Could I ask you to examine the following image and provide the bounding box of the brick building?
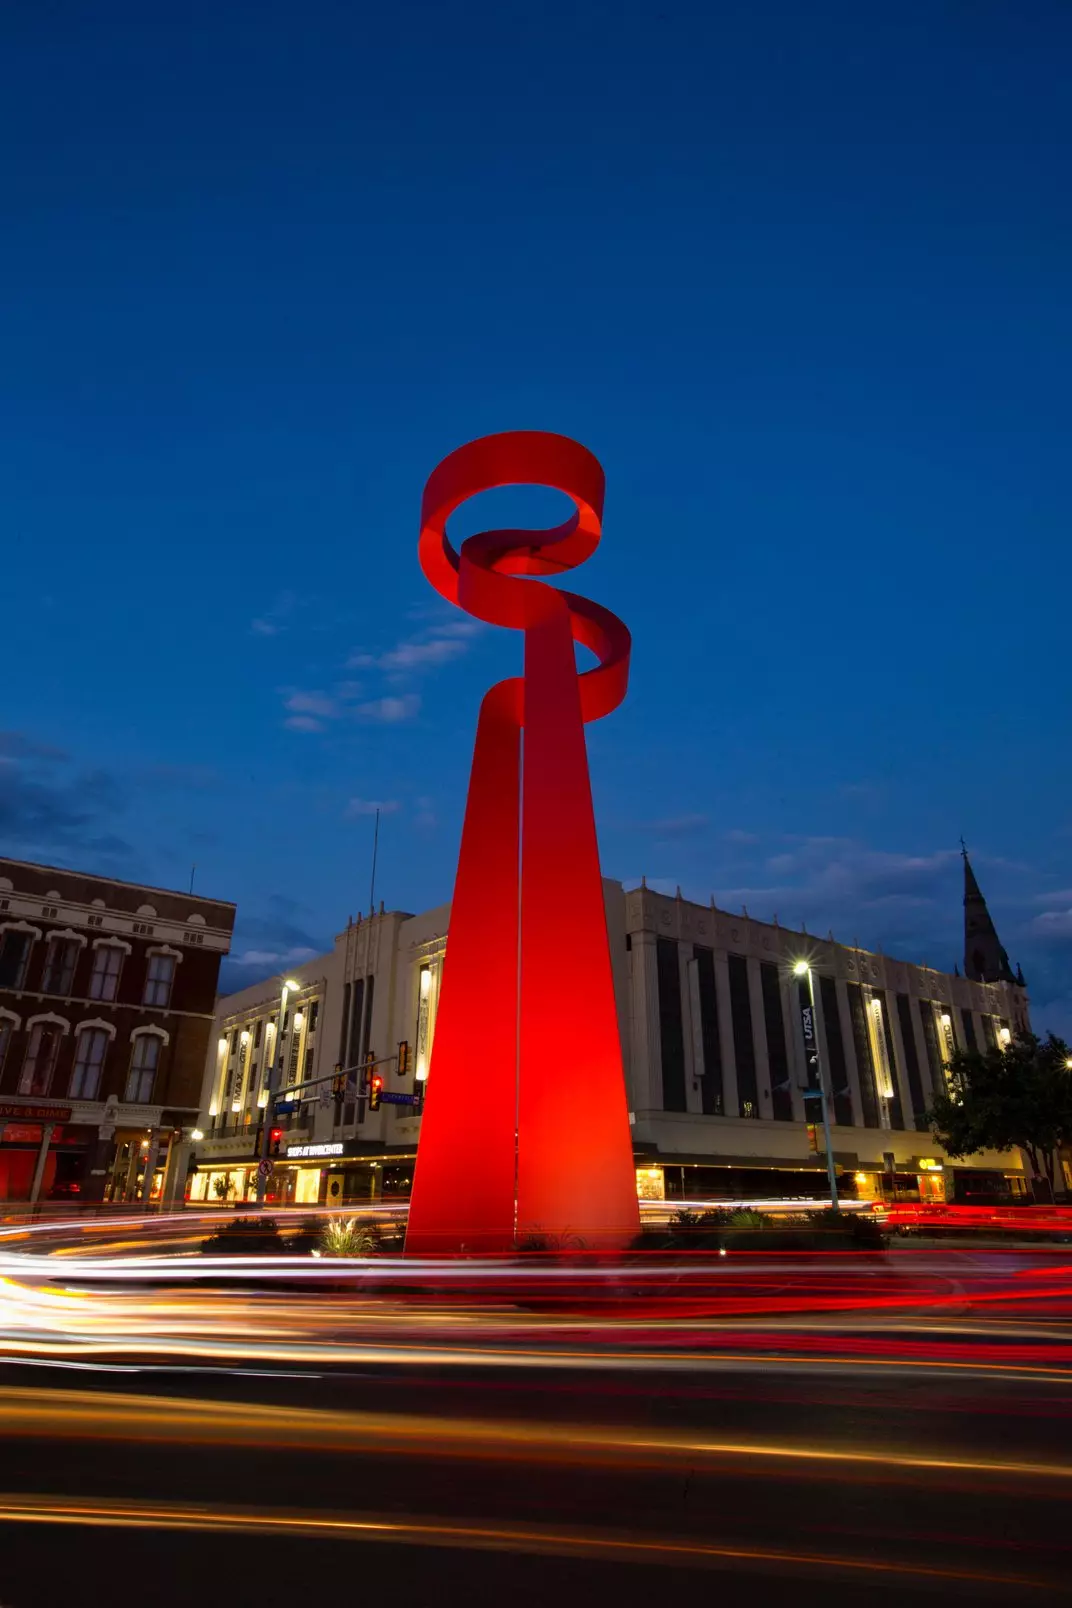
[0,857,235,1204]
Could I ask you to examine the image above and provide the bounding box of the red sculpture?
[404,432,641,1254]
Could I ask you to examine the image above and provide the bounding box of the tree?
[927,1032,1072,1193]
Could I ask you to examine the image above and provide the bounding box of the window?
[89,944,124,1002]
[125,1034,161,1103]
[693,946,723,1115]
[656,938,686,1113]
[71,1028,109,1099]
[143,953,176,1007]
[0,1018,12,1074]
[19,1023,64,1096]
[0,930,32,989]
[308,1000,319,1032]
[727,954,758,1118]
[254,1019,263,1048]
[760,962,792,1121]
[42,938,79,996]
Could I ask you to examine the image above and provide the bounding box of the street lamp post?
[253,977,301,1208]
[793,960,840,1213]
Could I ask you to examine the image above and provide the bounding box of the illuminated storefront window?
[636,1166,665,1201]
[295,1169,322,1205]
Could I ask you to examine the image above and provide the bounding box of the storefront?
[0,1101,102,1203]
[188,1142,417,1208]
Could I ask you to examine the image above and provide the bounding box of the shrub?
[819,1207,886,1249]
[200,1216,283,1256]
[319,1217,380,1257]
[518,1229,588,1253]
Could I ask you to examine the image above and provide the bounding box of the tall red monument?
[404,432,640,1254]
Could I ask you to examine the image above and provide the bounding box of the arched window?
[19,1015,69,1097]
[41,930,86,996]
[0,924,40,990]
[89,940,129,1002]
[0,1008,18,1076]
[126,1028,167,1103]
[70,1024,112,1099]
[143,948,181,1008]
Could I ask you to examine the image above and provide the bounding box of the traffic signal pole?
[275,1046,406,1108]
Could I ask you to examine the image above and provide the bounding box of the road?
[0,1210,1070,1604]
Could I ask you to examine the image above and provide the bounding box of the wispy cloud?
[414,794,438,830]
[280,683,367,734]
[344,797,401,819]
[0,731,68,762]
[228,945,319,970]
[0,734,132,869]
[347,618,482,678]
[646,813,710,839]
[250,590,299,638]
[357,694,420,723]
[284,691,340,719]
[1032,907,1072,939]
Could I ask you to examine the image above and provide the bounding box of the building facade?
[192,856,1032,1210]
[0,857,235,1204]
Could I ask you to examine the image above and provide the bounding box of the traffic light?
[397,1040,411,1077]
[331,1063,346,1105]
[806,1123,819,1154]
[369,1074,383,1112]
[270,1127,283,1157]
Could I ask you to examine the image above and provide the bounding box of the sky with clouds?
[2,2,1070,1029]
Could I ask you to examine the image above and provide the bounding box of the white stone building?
[191,856,1031,1209]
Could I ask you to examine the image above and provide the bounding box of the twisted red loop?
[418,430,630,723]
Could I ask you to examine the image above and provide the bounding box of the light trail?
[0,1493,1056,1590]
[0,1215,1069,1386]
[0,1383,1070,1482]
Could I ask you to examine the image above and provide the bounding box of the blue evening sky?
[2,2,1070,1026]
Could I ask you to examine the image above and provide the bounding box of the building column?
[884,991,916,1130]
[681,945,704,1115]
[83,1137,115,1204]
[746,957,773,1120]
[713,954,739,1117]
[629,932,662,1113]
[910,998,935,1106]
[139,1131,161,1203]
[163,1140,192,1205]
[835,979,864,1127]
[29,1124,55,1205]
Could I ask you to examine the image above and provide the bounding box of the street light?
[792,959,840,1213]
[253,975,303,1206]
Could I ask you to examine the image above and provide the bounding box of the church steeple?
[962,843,1018,985]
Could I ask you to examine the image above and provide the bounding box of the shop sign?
[285,1142,344,1160]
[917,1157,943,1171]
[0,1103,72,1123]
[3,1124,43,1144]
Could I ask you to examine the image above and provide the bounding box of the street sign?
[257,1158,274,1179]
[378,1091,421,1107]
[799,999,822,1091]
